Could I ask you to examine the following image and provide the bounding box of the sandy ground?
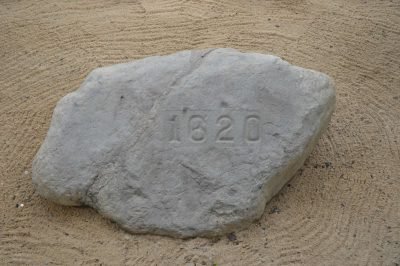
[0,0,399,265]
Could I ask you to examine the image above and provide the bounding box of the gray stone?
[32,48,335,238]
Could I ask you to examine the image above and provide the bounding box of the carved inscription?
[189,115,207,142]
[162,109,262,145]
[244,115,260,142]
[216,116,234,142]
[167,115,180,142]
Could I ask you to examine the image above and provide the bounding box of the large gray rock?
[32,48,335,238]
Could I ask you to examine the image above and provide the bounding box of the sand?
[0,0,399,265]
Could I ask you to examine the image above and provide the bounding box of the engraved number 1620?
[167,114,260,143]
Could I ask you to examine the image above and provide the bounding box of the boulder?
[32,48,335,237]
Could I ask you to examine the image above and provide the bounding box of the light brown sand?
[1,0,399,265]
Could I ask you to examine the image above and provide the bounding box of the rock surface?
[32,48,335,238]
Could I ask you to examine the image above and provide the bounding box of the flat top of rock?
[33,48,335,237]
